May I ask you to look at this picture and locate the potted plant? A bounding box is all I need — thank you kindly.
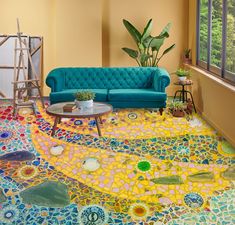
[175,68,190,82]
[168,101,186,117]
[183,49,191,64]
[122,19,175,67]
[74,91,95,109]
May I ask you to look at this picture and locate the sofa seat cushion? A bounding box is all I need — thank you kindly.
[50,89,108,103]
[108,89,166,102]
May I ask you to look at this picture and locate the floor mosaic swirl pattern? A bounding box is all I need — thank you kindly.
[0,99,234,225]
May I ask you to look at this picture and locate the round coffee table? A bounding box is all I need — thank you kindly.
[46,102,113,137]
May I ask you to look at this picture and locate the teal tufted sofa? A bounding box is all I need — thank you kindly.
[46,67,170,111]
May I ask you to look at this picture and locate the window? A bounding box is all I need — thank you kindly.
[197,0,235,84]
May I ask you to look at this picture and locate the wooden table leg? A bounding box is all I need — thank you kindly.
[52,116,60,136]
[58,117,61,124]
[95,117,102,136]
[99,116,103,124]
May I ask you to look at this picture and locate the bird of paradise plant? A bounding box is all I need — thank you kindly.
[122,19,175,67]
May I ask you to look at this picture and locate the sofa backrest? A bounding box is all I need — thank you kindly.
[58,67,156,89]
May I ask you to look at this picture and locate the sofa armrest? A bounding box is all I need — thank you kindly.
[153,68,170,92]
[46,68,65,92]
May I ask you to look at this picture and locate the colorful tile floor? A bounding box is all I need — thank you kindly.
[0,99,234,225]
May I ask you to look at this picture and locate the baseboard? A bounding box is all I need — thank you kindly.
[196,107,235,147]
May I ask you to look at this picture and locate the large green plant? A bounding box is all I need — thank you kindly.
[122,19,175,67]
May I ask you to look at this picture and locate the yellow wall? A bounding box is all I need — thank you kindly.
[188,0,235,146]
[0,0,55,95]
[0,0,102,95]
[54,0,102,67]
[103,0,189,96]
[0,0,188,96]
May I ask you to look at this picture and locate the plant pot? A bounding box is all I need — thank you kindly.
[75,99,93,109]
[172,109,185,117]
[183,57,192,64]
[178,76,187,82]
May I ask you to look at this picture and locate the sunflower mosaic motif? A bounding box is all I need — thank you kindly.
[78,205,109,225]
[18,108,33,116]
[129,203,150,220]
[184,193,204,209]
[0,205,19,224]
[177,145,190,155]
[18,165,38,180]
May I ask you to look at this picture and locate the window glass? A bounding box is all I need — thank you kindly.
[211,0,222,69]
[225,0,235,81]
[197,0,235,84]
[199,0,208,64]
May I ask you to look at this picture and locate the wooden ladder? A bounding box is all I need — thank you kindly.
[12,19,44,116]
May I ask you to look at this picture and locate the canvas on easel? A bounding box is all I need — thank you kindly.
[0,35,43,99]
[12,19,45,116]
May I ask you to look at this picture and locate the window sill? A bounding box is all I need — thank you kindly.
[184,64,235,93]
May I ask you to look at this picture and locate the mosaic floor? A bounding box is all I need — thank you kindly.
[0,99,234,225]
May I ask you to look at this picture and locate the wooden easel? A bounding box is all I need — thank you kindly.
[12,19,44,116]
[0,91,6,98]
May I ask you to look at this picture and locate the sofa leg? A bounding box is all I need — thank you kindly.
[159,108,163,115]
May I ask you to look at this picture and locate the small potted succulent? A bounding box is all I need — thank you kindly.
[74,91,95,109]
[168,101,186,117]
[175,68,190,82]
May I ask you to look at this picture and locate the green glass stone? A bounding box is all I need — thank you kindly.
[137,161,151,172]
[221,141,235,155]
[187,171,215,182]
[151,175,183,184]
[20,181,70,207]
[0,188,6,203]
[221,166,235,180]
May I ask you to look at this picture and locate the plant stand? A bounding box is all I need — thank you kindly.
[173,81,196,113]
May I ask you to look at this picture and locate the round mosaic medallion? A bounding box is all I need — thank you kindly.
[18,165,38,180]
[25,115,35,123]
[0,205,19,224]
[19,108,32,115]
[177,146,190,155]
[129,203,149,220]
[78,205,108,225]
[82,158,100,172]
[128,112,138,120]
[184,193,204,209]
[74,120,83,126]
[137,160,152,172]
[0,130,14,141]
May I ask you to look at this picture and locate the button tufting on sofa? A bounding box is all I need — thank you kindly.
[46,67,170,109]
